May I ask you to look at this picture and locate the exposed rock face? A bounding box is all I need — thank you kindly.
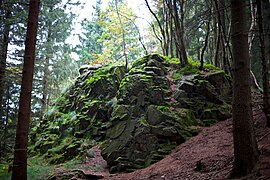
[30,54,232,173]
[101,54,232,172]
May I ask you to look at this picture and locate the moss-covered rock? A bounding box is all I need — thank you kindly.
[29,64,127,163]
[30,54,232,173]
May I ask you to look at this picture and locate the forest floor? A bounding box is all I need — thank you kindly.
[52,91,270,180]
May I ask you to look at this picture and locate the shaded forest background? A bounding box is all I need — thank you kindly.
[0,0,270,179]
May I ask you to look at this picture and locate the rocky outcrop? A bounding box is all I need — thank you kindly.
[101,54,232,173]
[30,64,127,164]
[30,54,232,173]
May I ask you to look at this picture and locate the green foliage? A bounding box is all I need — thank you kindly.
[98,1,144,63]
[0,166,11,180]
[27,157,58,180]
[32,0,78,118]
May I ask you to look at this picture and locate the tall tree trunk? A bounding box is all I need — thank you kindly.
[230,0,259,177]
[145,0,167,55]
[219,0,227,70]
[115,0,128,69]
[172,0,188,65]
[256,0,270,126]
[168,0,174,57]
[200,7,211,70]
[262,0,270,71]
[178,0,188,65]
[41,27,52,118]
[163,0,169,56]
[12,0,40,179]
[164,0,175,57]
[41,6,53,118]
[0,9,11,124]
[248,0,263,92]
[214,0,226,70]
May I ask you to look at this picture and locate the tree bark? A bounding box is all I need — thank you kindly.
[248,0,263,92]
[178,0,188,65]
[230,0,259,177]
[171,0,188,65]
[199,14,211,70]
[256,0,270,126]
[200,2,212,70]
[115,0,128,69]
[41,6,53,118]
[145,0,167,55]
[11,0,40,179]
[0,8,11,125]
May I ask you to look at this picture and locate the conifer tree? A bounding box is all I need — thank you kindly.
[230,0,259,177]
[12,0,40,179]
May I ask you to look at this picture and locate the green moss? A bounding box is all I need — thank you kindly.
[176,108,197,126]
[85,74,107,86]
[162,55,180,65]
[201,119,218,126]
[131,56,148,68]
[156,105,171,113]
[48,153,65,164]
[128,66,145,74]
[0,164,11,180]
[139,116,147,125]
[43,141,55,146]
[107,121,127,139]
[180,64,200,74]
[188,58,219,70]
[159,143,177,153]
[139,74,153,82]
[67,142,79,149]
[27,157,57,180]
[111,105,129,119]
[187,126,201,136]
[171,58,222,80]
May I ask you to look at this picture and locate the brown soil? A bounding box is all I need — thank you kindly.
[54,92,270,179]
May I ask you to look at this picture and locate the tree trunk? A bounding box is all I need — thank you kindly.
[0,9,11,124]
[178,0,188,65]
[172,0,188,65]
[115,0,128,69]
[169,0,174,57]
[163,0,169,56]
[256,0,270,126]
[41,7,53,118]
[200,11,211,70]
[248,0,263,92]
[230,0,259,177]
[11,0,40,179]
[145,0,166,55]
[219,0,227,71]
[214,0,226,70]
[41,31,51,117]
